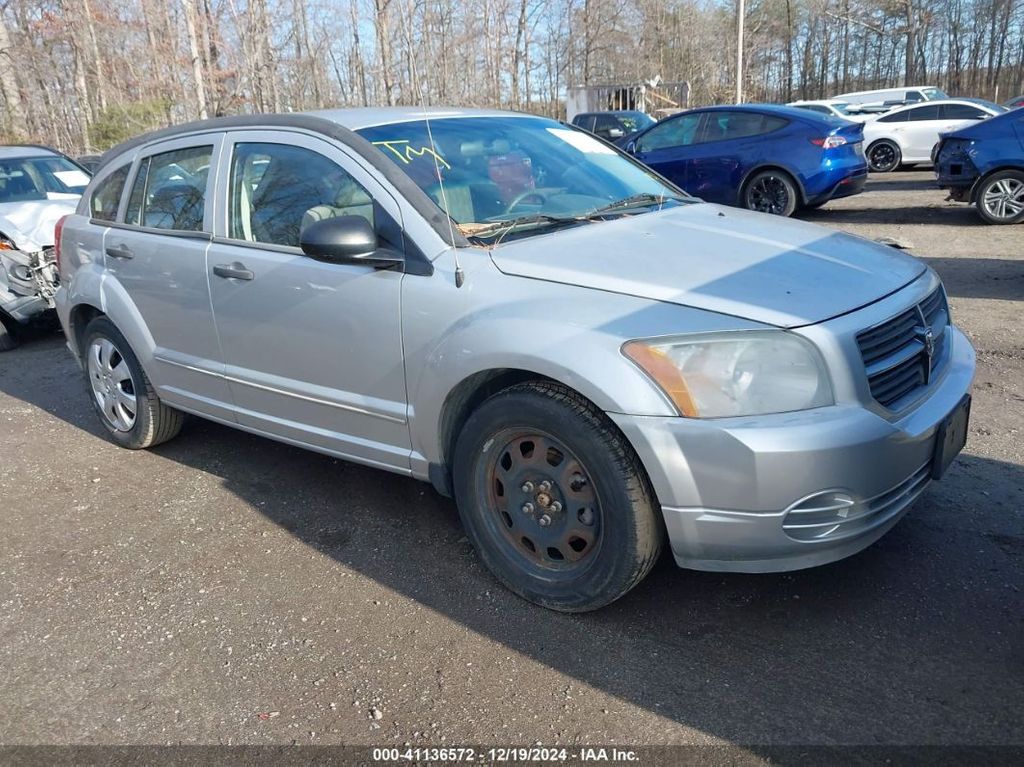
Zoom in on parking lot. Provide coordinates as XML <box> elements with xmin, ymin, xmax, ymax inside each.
<box><xmin>1</xmin><ymin>171</ymin><xmax>1021</xmax><ymax>750</ymax></box>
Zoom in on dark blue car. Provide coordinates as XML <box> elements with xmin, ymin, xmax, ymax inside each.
<box><xmin>935</xmin><ymin>107</ymin><xmax>1024</xmax><ymax>224</ymax></box>
<box><xmin>623</xmin><ymin>104</ymin><xmax>868</xmax><ymax>216</ymax></box>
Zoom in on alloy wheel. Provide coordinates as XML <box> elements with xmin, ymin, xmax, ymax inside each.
<box><xmin>87</xmin><ymin>337</ymin><xmax>137</xmax><ymax>432</ymax></box>
<box><xmin>869</xmin><ymin>143</ymin><xmax>898</xmax><ymax>172</ymax></box>
<box><xmin>747</xmin><ymin>175</ymin><xmax>791</xmax><ymax>215</ymax></box>
<box><xmin>982</xmin><ymin>177</ymin><xmax>1024</xmax><ymax>221</ymax></box>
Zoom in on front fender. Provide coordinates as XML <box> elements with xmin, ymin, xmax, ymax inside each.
<box><xmin>401</xmin><ymin>250</ymin><xmax>766</xmax><ymax>470</ymax></box>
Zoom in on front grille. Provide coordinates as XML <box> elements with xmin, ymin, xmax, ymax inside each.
<box><xmin>782</xmin><ymin>462</ymin><xmax>931</xmax><ymax>543</ymax></box>
<box><xmin>857</xmin><ymin>287</ymin><xmax>949</xmax><ymax>409</ymax></box>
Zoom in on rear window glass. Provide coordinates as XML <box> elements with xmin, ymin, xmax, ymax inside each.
<box><xmin>125</xmin><ymin>146</ymin><xmax>212</xmax><ymax>231</ymax></box>
<box><xmin>89</xmin><ymin>164</ymin><xmax>130</xmax><ymax>221</ymax></box>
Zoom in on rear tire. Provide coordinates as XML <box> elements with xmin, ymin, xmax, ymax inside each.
<box><xmin>452</xmin><ymin>381</ymin><xmax>663</xmax><ymax>612</ymax></box>
<box><xmin>974</xmin><ymin>170</ymin><xmax>1024</xmax><ymax>225</ymax></box>
<box><xmin>743</xmin><ymin>170</ymin><xmax>799</xmax><ymax>217</ymax></box>
<box><xmin>0</xmin><ymin>318</ymin><xmax>18</xmax><ymax>351</ymax></box>
<box><xmin>82</xmin><ymin>316</ymin><xmax>183</xmax><ymax>449</ymax></box>
<box><xmin>868</xmin><ymin>140</ymin><xmax>901</xmax><ymax>172</ymax></box>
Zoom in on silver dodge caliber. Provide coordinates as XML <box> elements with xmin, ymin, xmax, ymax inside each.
<box><xmin>55</xmin><ymin>108</ymin><xmax>974</xmax><ymax>611</ymax></box>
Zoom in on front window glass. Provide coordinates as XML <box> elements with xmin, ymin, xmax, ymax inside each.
<box><xmin>356</xmin><ymin>116</ymin><xmax>685</xmax><ymax>238</ymax></box>
<box><xmin>0</xmin><ymin>156</ymin><xmax>91</xmax><ymax>203</ymax></box>
<box><xmin>635</xmin><ymin>113</ymin><xmax>702</xmax><ymax>152</ymax></box>
<box><xmin>922</xmin><ymin>87</ymin><xmax>948</xmax><ymax>100</ymax></box>
<box><xmin>228</xmin><ymin>142</ymin><xmax>375</xmax><ymax>247</ymax></box>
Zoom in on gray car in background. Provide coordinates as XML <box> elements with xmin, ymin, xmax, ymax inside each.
<box><xmin>54</xmin><ymin>108</ymin><xmax>974</xmax><ymax>611</ymax></box>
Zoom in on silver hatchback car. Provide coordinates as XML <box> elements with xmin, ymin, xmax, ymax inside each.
<box><xmin>55</xmin><ymin>108</ymin><xmax>975</xmax><ymax>611</ymax></box>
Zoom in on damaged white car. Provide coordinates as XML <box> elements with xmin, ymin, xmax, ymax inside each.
<box><xmin>0</xmin><ymin>146</ymin><xmax>89</xmax><ymax>350</ymax></box>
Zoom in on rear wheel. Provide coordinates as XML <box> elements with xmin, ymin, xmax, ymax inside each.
<box><xmin>0</xmin><ymin>318</ymin><xmax>18</xmax><ymax>351</ymax></box>
<box><xmin>82</xmin><ymin>316</ymin><xmax>183</xmax><ymax>449</ymax></box>
<box><xmin>975</xmin><ymin>170</ymin><xmax>1024</xmax><ymax>225</ymax></box>
<box><xmin>743</xmin><ymin>170</ymin><xmax>799</xmax><ymax>216</ymax></box>
<box><xmin>868</xmin><ymin>140</ymin><xmax>901</xmax><ymax>172</ymax></box>
<box><xmin>452</xmin><ymin>381</ymin><xmax>663</xmax><ymax>612</ymax></box>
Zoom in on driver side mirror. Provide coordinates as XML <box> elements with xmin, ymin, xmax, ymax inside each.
<box><xmin>299</xmin><ymin>216</ymin><xmax>403</xmax><ymax>268</ymax></box>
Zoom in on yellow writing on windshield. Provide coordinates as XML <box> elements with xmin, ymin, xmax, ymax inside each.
<box><xmin>372</xmin><ymin>140</ymin><xmax>452</xmax><ymax>170</ymax></box>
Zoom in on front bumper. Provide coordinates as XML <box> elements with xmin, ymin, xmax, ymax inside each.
<box><xmin>609</xmin><ymin>326</ymin><xmax>975</xmax><ymax>573</ymax></box>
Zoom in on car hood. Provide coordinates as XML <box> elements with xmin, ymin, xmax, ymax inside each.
<box><xmin>0</xmin><ymin>198</ymin><xmax>79</xmax><ymax>251</ymax></box>
<box><xmin>489</xmin><ymin>203</ymin><xmax>926</xmax><ymax>328</ymax></box>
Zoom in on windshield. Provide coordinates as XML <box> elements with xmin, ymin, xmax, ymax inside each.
<box><xmin>617</xmin><ymin>112</ymin><xmax>656</xmax><ymax>132</ymax></box>
<box><xmin>0</xmin><ymin>155</ymin><xmax>90</xmax><ymax>203</ymax></box>
<box><xmin>356</xmin><ymin>116</ymin><xmax>686</xmax><ymax>238</ymax></box>
<box><xmin>922</xmin><ymin>87</ymin><xmax>948</xmax><ymax>100</ymax></box>
<box><xmin>831</xmin><ymin>102</ymin><xmax>853</xmax><ymax>115</ymax></box>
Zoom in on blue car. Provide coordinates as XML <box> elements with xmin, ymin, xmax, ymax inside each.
<box><xmin>623</xmin><ymin>104</ymin><xmax>868</xmax><ymax>216</ymax></box>
<box><xmin>934</xmin><ymin>107</ymin><xmax>1024</xmax><ymax>224</ymax></box>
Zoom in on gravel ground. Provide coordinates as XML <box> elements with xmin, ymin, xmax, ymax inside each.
<box><xmin>0</xmin><ymin>171</ymin><xmax>1021</xmax><ymax>752</ymax></box>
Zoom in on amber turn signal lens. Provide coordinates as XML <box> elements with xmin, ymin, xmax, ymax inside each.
<box><xmin>622</xmin><ymin>341</ymin><xmax>699</xmax><ymax>417</ymax></box>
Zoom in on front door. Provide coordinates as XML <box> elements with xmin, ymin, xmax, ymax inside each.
<box><xmin>632</xmin><ymin>112</ymin><xmax>705</xmax><ymax>192</ymax></box>
<box><xmin>206</xmin><ymin>130</ymin><xmax>411</xmax><ymax>470</ymax></box>
<box><xmin>103</xmin><ymin>135</ymin><xmax>236</xmax><ymax>420</ymax></box>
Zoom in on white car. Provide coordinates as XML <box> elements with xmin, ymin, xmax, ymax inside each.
<box><xmin>787</xmin><ymin>100</ymin><xmax>870</xmax><ymax>122</ymax></box>
<box><xmin>833</xmin><ymin>85</ymin><xmax>948</xmax><ymax>109</ymax></box>
<box><xmin>862</xmin><ymin>99</ymin><xmax>1007</xmax><ymax>172</ymax></box>
<box><xmin>0</xmin><ymin>145</ymin><xmax>90</xmax><ymax>350</ymax></box>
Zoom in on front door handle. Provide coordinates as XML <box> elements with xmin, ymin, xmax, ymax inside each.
<box><xmin>213</xmin><ymin>262</ymin><xmax>254</xmax><ymax>281</ymax></box>
<box><xmin>105</xmin><ymin>244</ymin><xmax>134</xmax><ymax>259</ymax></box>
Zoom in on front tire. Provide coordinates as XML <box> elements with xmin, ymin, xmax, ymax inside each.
<box><xmin>743</xmin><ymin>170</ymin><xmax>799</xmax><ymax>216</ymax></box>
<box><xmin>868</xmin><ymin>140</ymin><xmax>901</xmax><ymax>172</ymax></box>
<box><xmin>975</xmin><ymin>170</ymin><xmax>1024</xmax><ymax>225</ymax></box>
<box><xmin>82</xmin><ymin>316</ymin><xmax>183</xmax><ymax>449</ymax></box>
<box><xmin>452</xmin><ymin>381</ymin><xmax>663</xmax><ymax>612</ymax></box>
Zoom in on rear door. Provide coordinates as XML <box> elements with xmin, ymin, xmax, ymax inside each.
<box><xmin>900</xmin><ymin>104</ymin><xmax>943</xmax><ymax>159</ymax></box>
<box><xmin>631</xmin><ymin>112</ymin><xmax>705</xmax><ymax>192</ymax></box>
<box><xmin>205</xmin><ymin>130</ymin><xmax>411</xmax><ymax>469</ymax></box>
<box><xmin>685</xmin><ymin>111</ymin><xmax>789</xmax><ymax>204</ymax></box>
<box><xmin>102</xmin><ymin>134</ymin><xmax>235</xmax><ymax>420</ymax></box>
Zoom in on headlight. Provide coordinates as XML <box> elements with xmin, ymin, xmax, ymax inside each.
<box><xmin>623</xmin><ymin>331</ymin><xmax>833</xmax><ymax>417</ymax></box>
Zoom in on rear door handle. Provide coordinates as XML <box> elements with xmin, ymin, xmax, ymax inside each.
<box><xmin>213</xmin><ymin>262</ymin><xmax>254</xmax><ymax>281</ymax></box>
<box><xmin>105</xmin><ymin>244</ymin><xmax>134</xmax><ymax>259</ymax></box>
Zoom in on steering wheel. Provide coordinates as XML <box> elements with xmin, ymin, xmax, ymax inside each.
<box><xmin>504</xmin><ymin>189</ymin><xmax>551</xmax><ymax>215</ymax></box>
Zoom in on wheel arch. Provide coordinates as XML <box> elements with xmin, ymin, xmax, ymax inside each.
<box><xmin>431</xmin><ymin>368</ymin><xmax>645</xmax><ymax>499</ymax></box>
<box><xmin>68</xmin><ymin>302</ymin><xmax>105</xmax><ymax>358</ymax></box>
<box><xmin>737</xmin><ymin>164</ymin><xmax>806</xmax><ymax>207</ymax></box>
<box><xmin>969</xmin><ymin>165</ymin><xmax>1024</xmax><ymax>203</ymax></box>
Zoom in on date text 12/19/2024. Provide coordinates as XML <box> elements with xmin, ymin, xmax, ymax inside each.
<box><xmin>372</xmin><ymin>747</ymin><xmax>640</xmax><ymax>762</ymax></box>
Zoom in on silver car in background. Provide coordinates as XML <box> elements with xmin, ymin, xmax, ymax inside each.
<box><xmin>0</xmin><ymin>145</ymin><xmax>90</xmax><ymax>350</ymax></box>
<box><xmin>54</xmin><ymin>108</ymin><xmax>974</xmax><ymax>611</ymax></box>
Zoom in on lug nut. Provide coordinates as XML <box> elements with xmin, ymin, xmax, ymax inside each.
<box><xmin>521</xmin><ymin>502</ymin><xmax>534</xmax><ymax>514</ymax></box>
<box><xmin>521</xmin><ymin>481</ymin><xmax>534</xmax><ymax>493</ymax></box>
<box><xmin>539</xmin><ymin>480</ymin><xmax>552</xmax><ymax>492</ymax></box>
<box><xmin>538</xmin><ymin>514</ymin><xmax>552</xmax><ymax>527</ymax></box>
<box><xmin>550</xmin><ymin>501</ymin><xmax>562</xmax><ymax>512</ymax></box>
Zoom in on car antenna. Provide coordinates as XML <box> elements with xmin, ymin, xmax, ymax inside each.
<box><xmin>418</xmin><ymin>84</ymin><xmax>465</xmax><ymax>288</ymax></box>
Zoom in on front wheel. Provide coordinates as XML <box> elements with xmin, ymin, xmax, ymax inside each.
<box><xmin>82</xmin><ymin>316</ymin><xmax>183</xmax><ymax>449</ymax></box>
<box><xmin>452</xmin><ymin>381</ymin><xmax>663</xmax><ymax>612</ymax></box>
<box><xmin>868</xmin><ymin>140</ymin><xmax>901</xmax><ymax>172</ymax></box>
<box><xmin>743</xmin><ymin>170</ymin><xmax>799</xmax><ymax>216</ymax></box>
<box><xmin>975</xmin><ymin>170</ymin><xmax>1024</xmax><ymax>225</ymax></box>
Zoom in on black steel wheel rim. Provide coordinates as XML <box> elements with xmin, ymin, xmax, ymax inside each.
<box><xmin>481</xmin><ymin>430</ymin><xmax>602</xmax><ymax>575</ymax></box>
<box><xmin>748</xmin><ymin>175</ymin><xmax>790</xmax><ymax>215</ymax></box>
<box><xmin>870</xmin><ymin>144</ymin><xmax>897</xmax><ymax>171</ymax></box>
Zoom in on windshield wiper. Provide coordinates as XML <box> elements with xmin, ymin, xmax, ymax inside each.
<box><xmin>587</xmin><ymin>193</ymin><xmax>690</xmax><ymax>216</ymax></box>
<box><xmin>462</xmin><ymin>213</ymin><xmax>590</xmax><ymax>241</ymax></box>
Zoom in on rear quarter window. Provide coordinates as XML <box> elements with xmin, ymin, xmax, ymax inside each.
<box><xmin>89</xmin><ymin>164</ymin><xmax>130</xmax><ymax>222</ymax></box>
